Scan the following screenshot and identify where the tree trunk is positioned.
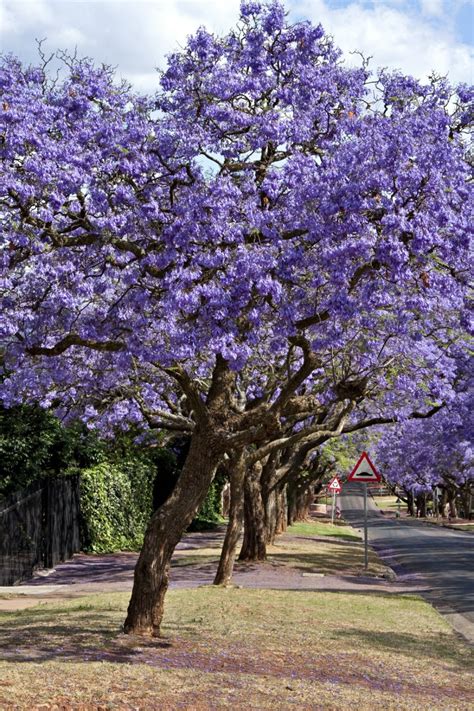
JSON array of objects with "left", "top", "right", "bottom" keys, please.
[
  {"left": 461, "top": 484, "right": 472, "bottom": 520},
  {"left": 287, "top": 479, "right": 313, "bottom": 525},
  {"left": 124, "top": 429, "right": 220, "bottom": 636},
  {"left": 239, "top": 462, "right": 266, "bottom": 561},
  {"left": 296, "top": 488, "right": 313, "bottom": 521},
  {"left": 264, "top": 487, "right": 279, "bottom": 545},
  {"left": 440, "top": 487, "right": 448, "bottom": 518},
  {"left": 448, "top": 488, "right": 458, "bottom": 519},
  {"left": 214, "top": 452, "right": 245, "bottom": 586},
  {"left": 260, "top": 455, "right": 278, "bottom": 545},
  {"left": 416, "top": 493, "right": 427, "bottom": 518},
  {"left": 276, "top": 485, "right": 287, "bottom": 534},
  {"left": 287, "top": 483, "right": 298, "bottom": 526}
]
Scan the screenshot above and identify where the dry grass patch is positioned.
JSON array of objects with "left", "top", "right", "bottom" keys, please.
[
  {"left": 0, "top": 588, "right": 472, "bottom": 709},
  {"left": 265, "top": 518, "right": 388, "bottom": 577},
  {"left": 171, "top": 519, "right": 374, "bottom": 577},
  {"left": 266, "top": 538, "right": 387, "bottom": 576}
]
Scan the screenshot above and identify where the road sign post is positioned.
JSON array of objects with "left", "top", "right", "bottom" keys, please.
[
  {"left": 364, "top": 484, "right": 368, "bottom": 569},
  {"left": 327, "top": 476, "right": 342, "bottom": 525},
  {"left": 347, "top": 452, "right": 381, "bottom": 571}
]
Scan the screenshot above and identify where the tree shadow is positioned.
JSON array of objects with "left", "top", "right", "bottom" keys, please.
[
  {"left": 331, "top": 627, "right": 473, "bottom": 670},
  {"left": 288, "top": 534, "right": 362, "bottom": 544},
  {"left": 0, "top": 604, "right": 199, "bottom": 665},
  {"left": 265, "top": 550, "right": 380, "bottom": 575}
]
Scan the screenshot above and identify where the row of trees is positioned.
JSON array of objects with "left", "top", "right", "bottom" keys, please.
[
  {"left": 1, "top": 1, "right": 471, "bottom": 635},
  {"left": 374, "top": 357, "right": 473, "bottom": 518}
]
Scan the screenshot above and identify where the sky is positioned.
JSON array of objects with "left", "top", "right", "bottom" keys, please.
[{"left": 0, "top": 0, "right": 472, "bottom": 91}]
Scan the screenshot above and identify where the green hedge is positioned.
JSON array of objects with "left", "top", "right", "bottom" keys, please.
[
  {"left": 0, "top": 404, "right": 226, "bottom": 551},
  {"left": 188, "top": 470, "right": 226, "bottom": 531},
  {"left": 80, "top": 460, "right": 154, "bottom": 553},
  {"left": 80, "top": 458, "right": 226, "bottom": 549}
]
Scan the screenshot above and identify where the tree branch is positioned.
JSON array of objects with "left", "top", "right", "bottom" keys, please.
[{"left": 26, "top": 334, "right": 125, "bottom": 356}]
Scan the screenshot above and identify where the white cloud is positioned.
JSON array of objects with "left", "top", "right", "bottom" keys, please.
[
  {"left": 420, "top": 0, "right": 445, "bottom": 18},
  {"left": 54, "top": 26, "right": 88, "bottom": 47},
  {"left": 0, "top": 0, "right": 242, "bottom": 91},
  {"left": 294, "top": 0, "right": 472, "bottom": 84},
  {"left": 0, "top": 0, "right": 471, "bottom": 90}
]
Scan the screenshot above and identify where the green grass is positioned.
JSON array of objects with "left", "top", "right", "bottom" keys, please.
[
  {"left": 286, "top": 518, "right": 360, "bottom": 540},
  {"left": 0, "top": 589, "right": 472, "bottom": 709},
  {"left": 453, "top": 523, "right": 474, "bottom": 532},
  {"left": 373, "top": 495, "right": 408, "bottom": 512},
  {"left": 172, "top": 518, "right": 378, "bottom": 577},
  {"left": 263, "top": 517, "right": 388, "bottom": 577}
]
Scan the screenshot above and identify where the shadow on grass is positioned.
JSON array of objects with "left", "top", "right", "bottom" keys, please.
[
  {"left": 288, "top": 534, "right": 362, "bottom": 544},
  {"left": 285, "top": 527, "right": 360, "bottom": 543},
  {"left": 172, "top": 556, "right": 220, "bottom": 569},
  {"left": 0, "top": 605, "right": 203, "bottom": 664},
  {"left": 0, "top": 592, "right": 471, "bottom": 679},
  {"left": 331, "top": 627, "right": 473, "bottom": 670},
  {"left": 266, "top": 550, "right": 380, "bottom": 573}
]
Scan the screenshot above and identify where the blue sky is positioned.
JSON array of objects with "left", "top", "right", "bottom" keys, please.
[{"left": 0, "top": 1, "right": 472, "bottom": 89}]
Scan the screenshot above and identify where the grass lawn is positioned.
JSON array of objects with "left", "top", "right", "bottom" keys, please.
[
  {"left": 284, "top": 519, "right": 360, "bottom": 540},
  {"left": 265, "top": 518, "right": 390, "bottom": 577},
  {"left": 372, "top": 496, "right": 474, "bottom": 532},
  {"left": 373, "top": 494, "right": 408, "bottom": 513},
  {"left": 172, "top": 518, "right": 384, "bottom": 578},
  {"left": 0, "top": 589, "right": 472, "bottom": 710},
  {"left": 452, "top": 523, "right": 474, "bottom": 532}
]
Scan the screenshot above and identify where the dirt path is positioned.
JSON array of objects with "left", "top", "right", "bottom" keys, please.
[{"left": 0, "top": 524, "right": 423, "bottom": 611}]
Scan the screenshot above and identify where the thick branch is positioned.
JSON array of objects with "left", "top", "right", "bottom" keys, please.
[
  {"left": 342, "top": 402, "right": 445, "bottom": 434},
  {"left": 271, "top": 336, "right": 320, "bottom": 411},
  {"left": 247, "top": 403, "right": 351, "bottom": 466},
  {"left": 26, "top": 334, "right": 125, "bottom": 356}
]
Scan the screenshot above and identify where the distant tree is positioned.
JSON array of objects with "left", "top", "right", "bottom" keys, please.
[
  {"left": 0, "top": 405, "right": 101, "bottom": 496},
  {"left": 375, "top": 353, "right": 473, "bottom": 517}
]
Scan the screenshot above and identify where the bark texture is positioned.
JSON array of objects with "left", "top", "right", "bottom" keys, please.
[
  {"left": 239, "top": 462, "right": 266, "bottom": 561},
  {"left": 124, "top": 429, "right": 220, "bottom": 636},
  {"left": 214, "top": 452, "right": 246, "bottom": 585},
  {"left": 288, "top": 485, "right": 313, "bottom": 525}
]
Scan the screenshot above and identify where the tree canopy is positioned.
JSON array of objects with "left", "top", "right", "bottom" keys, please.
[{"left": 0, "top": 0, "right": 471, "bottom": 635}]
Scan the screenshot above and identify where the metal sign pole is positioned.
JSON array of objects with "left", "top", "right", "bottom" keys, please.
[
  {"left": 364, "top": 483, "right": 368, "bottom": 570},
  {"left": 347, "top": 453, "right": 381, "bottom": 573},
  {"left": 331, "top": 489, "right": 336, "bottom": 524}
]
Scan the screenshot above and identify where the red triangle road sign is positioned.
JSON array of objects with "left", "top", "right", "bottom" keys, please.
[
  {"left": 347, "top": 452, "right": 381, "bottom": 482},
  {"left": 327, "top": 476, "right": 342, "bottom": 492}
]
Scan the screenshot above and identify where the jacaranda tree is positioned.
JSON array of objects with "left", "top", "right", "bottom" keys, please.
[
  {"left": 375, "top": 350, "right": 473, "bottom": 516},
  {"left": 1, "top": 1, "right": 471, "bottom": 635}
]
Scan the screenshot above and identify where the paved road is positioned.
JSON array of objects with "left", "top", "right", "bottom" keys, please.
[{"left": 341, "top": 482, "right": 474, "bottom": 644}]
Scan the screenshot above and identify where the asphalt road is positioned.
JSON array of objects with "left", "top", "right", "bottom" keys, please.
[{"left": 340, "top": 482, "right": 474, "bottom": 644}]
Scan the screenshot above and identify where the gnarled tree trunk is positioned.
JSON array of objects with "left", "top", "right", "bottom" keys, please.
[
  {"left": 415, "top": 493, "right": 427, "bottom": 518},
  {"left": 448, "top": 488, "right": 458, "bottom": 519},
  {"left": 214, "top": 451, "right": 246, "bottom": 586},
  {"left": 276, "top": 485, "right": 287, "bottom": 535},
  {"left": 124, "top": 428, "right": 221, "bottom": 636},
  {"left": 264, "top": 484, "right": 288, "bottom": 545},
  {"left": 239, "top": 462, "right": 266, "bottom": 561},
  {"left": 261, "top": 455, "right": 279, "bottom": 546},
  {"left": 288, "top": 484, "right": 313, "bottom": 525}
]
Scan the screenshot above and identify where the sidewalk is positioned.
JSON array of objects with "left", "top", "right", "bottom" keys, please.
[{"left": 0, "top": 521, "right": 422, "bottom": 612}]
